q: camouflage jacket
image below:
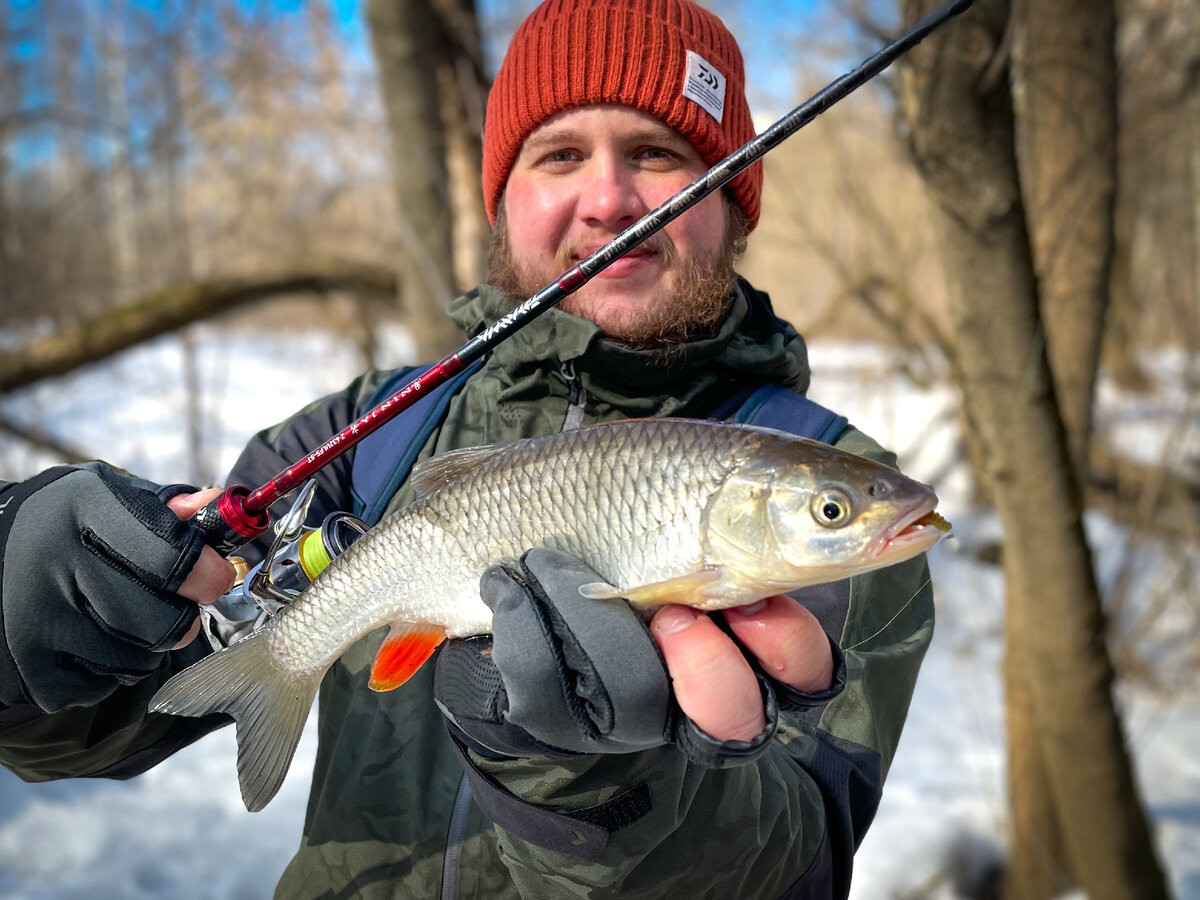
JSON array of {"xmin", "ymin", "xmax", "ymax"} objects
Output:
[{"xmin": 0, "ymin": 281, "xmax": 934, "ymax": 899}]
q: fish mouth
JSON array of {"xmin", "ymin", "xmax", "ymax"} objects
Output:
[{"xmin": 869, "ymin": 494, "xmax": 948, "ymax": 560}]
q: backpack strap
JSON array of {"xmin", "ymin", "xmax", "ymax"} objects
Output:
[
  {"xmin": 731, "ymin": 382, "xmax": 849, "ymax": 445},
  {"xmin": 350, "ymin": 360, "xmax": 485, "ymax": 525},
  {"xmin": 350, "ymin": 369, "xmax": 844, "ymax": 525}
]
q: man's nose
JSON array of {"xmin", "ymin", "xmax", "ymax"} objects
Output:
[{"xmin": 576, "ymin": 156, "xmax": 645, "ymax": 228}]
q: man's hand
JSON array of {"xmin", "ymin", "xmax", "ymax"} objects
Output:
[
  {"xmin": 650, "ymin": 596, "xmax": 835, "ymax": 742},
  {"xmin": 162, "ymin": 489, "xmax": 239, "ymax": 649},
  {"xmin": 436, "ymin": 548, "xmax": 843, "ymax": 767},
  {"xmin": 0, "ymin": 465, "xmax": 236, "ymax": 712},
  {"xmin": 434, "ymin": 548, "xmax": 673, "ymax": 759}
]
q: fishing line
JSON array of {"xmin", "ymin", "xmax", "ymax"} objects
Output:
[{"xmin": 841, "ymin": 574, "xmax": 933, "ymax": 652}]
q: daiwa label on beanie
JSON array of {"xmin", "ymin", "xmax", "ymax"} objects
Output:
[{"xmin": 683, "ymin": 50, "xmax": 726, "ymax": 123}]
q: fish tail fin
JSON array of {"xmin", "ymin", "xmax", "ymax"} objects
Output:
[{"xmin": 150, "ymin": 630, "xmax": 321, "ymax": 812}]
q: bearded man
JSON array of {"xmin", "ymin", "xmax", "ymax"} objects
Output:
[{"xmin": 0, "ymin": 2, "xmax": 934, "ymax": 897}]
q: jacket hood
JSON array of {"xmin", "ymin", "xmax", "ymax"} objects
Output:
[{"xmin": 446, "ymin": 279, "xmax": 811, "ymax": 418}]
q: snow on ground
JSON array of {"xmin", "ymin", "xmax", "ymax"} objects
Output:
[{"xmin": 0, "ymin": 332, "xmax": 1196, "ymax": 899}]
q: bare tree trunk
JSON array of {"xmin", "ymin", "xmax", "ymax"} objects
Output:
[
  {"xmin": 1006, "ymin": 2, "xmax": 1121, "ymax": 893},
  {"xmin": 0, "ymin": 158, "xmax": 10, "ymax": 315},
  {"xmin": 1012, "ymin": 0, "xmax": 1117, "ymax": 469},
  {"xmin": 1004, "ymin": 647, "xmax": 1074, "ymax": 898},
  {"xmin": 1192, "ymin": 89, "xmax": 1200, "ymax": 351},
  {"xmin": 102, "ymin": 0, "xmax": 140, "ymax": 303},
  {"xmin": 366, "ymin": 0, "xmax": 462, "ymax": 357},
  {"xmin": 48, "ymin": 0, "xmax": 87, "ymax": 318},
  {"xmin": 899, "ymin": 1, "xmax": 1170, "ymax": 897},
  {"xmin": 159, "ymin": 18, "xmax": 209, "ymax": 486},
  {"xmin": 434, "ymin": 0, "xmax": 489, "ymax": 293}
]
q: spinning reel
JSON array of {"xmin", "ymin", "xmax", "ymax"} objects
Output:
[{"xmin": 198, "ymin": 481, "xmax": 368, "ymax": 650}]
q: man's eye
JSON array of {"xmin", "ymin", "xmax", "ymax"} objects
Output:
[
  {"xmin": 635, "ymin": 146, "xmax": 687, "ymax": 169},
  {"xmin": 539, "ymin": 149, "xmax": 580, "ymax": 165}
]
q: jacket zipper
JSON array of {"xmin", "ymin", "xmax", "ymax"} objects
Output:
[
  {"xmin": 442, "ymin": 775, "xmax": 474, "ymax": 899},
  {"xmin": 560, "ymin": 360, "xmax": 587, "ymax": 431}
]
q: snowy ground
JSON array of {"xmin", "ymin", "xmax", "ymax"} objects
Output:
[{"xmin": 0, "ymin": 329, "xmax": 1196, "ymax": 899}]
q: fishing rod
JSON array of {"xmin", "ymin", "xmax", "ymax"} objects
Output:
[{"xmin": 194, "ymin": 0, "xmax": 974, "ymax": 555}]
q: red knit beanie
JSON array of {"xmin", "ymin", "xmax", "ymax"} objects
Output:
[{"xmin": 482, "ymin": 0, "xmax": 761, "ymax": 231}]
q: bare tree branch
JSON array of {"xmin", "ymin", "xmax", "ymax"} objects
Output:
[
  {"xmin": 0, "ymin": 267, "xmax": 397, "ymax": 393},
  {"xmin": 0, "ymin": 411, "xmax": 91, "ymax": 463}
]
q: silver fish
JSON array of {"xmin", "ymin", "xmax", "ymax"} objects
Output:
[{"xmin": 151, "ymin": 418, "xmax": 945, "ymax": 811}]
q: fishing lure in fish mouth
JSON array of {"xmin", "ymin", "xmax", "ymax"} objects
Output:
[
  {"xmin": 152, "ymin": 418, "xmax": 948, "ymax": 812},
  {"xmin": 917, "ymin": 510, "xmax": 953, "ymax": 533}
]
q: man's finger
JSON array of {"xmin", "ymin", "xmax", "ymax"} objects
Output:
[
  {"xmin": 723, "ymin": 595, "xmax": 834, "ymax": 694},
  {"xmin": 164, "ymin": 487, "xmax": 223, "ymax": 519},
  {"xmin": 166, "ymin": 490, "xmax": 237, "ymax": 608},
  {"xmin": 650, "ymin": 605, "xmax": 765, "ymax": 742}
]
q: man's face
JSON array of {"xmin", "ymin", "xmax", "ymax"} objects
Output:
[{"xmin": 490, "ymin": 105, "xmax": 745, "ymax": 348}]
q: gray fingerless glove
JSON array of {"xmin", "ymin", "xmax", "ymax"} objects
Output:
[
  {"xmin": 435, "ymin": 548, "xmax": 673, "ymax": 758},
  {"xmin": 0, "ymin": 464, "xmax": 207, "ymax": 712},
  {"xmin": 434, "ymin": 547, "xmax": 783, "ymax": 768}
]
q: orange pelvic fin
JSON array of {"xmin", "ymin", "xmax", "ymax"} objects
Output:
[{"xmin": 369, "ymin": 623, "xmax": 447, "ymax": 692}]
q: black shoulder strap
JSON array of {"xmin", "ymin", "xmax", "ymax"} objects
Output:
[{"xmin": 351, "ymin": 370, "xmax": 844, "ymax": 525}]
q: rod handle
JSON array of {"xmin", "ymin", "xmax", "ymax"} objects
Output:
[{"xmin": 192, "ymin": 485, "xmax": 271, "ymax": 555}]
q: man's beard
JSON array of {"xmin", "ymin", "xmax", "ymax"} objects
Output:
[{"xmin": 487, "ymin": 200, "xmax": 749, "ymax": 350}]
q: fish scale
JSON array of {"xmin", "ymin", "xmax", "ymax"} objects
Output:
[
  {"xmin": 151, "ymin": 417, "xmax": 944, "ymax": 812},
  {"xmin": 287, "ymin": 422, "xmax": 710, "ymax": 651}
]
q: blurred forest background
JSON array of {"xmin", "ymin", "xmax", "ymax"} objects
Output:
[{"xmin": 0, "ymin": 0, "xmax": 1198, "ymax": 898}]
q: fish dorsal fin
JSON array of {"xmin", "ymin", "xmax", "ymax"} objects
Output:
[
  {"xmin": 369, "ymin": 623, "xmax": 446, "ymax": 691},
  {"xmin": 579, "ymin": 569, "xmax": 724, "ymax": 609},
  {"xmin": 410, "ymin": 444, "xmax": 508, "ymax": 499}
]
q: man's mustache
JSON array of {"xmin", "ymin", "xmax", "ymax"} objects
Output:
[{"xmin": 555, "ymin": 231, "xmax": 677, "ymax": 270}]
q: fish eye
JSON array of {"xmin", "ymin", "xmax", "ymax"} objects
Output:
[{"xmin": 812, "ymin": 489, "xmax": 852, "ymax": 528}]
